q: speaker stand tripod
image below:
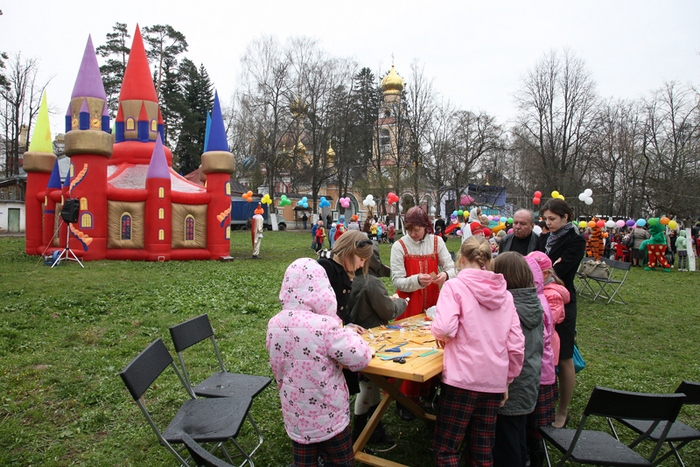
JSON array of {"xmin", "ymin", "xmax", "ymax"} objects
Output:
[{"xmin": 51, "ymin": 222, "xmax": 84, "ymax": 268}]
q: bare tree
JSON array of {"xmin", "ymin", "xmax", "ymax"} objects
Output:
[
  {"xmin": 513, "ymin": 49, "xmax": 599, "ymax": 199},
  {"xmin": 405, "ymin": 61, "xmax": 437, "ymax": 202},
  {"xmin": 0, "ymin": 53, "xmax": 46, "ymax": 177},
  {"xmin": 642, "ymin": 81, "xmax": 700, "ymax": 217}
]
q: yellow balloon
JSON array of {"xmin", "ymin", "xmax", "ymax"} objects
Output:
[
  {"xmin": 668, "ymin": 220, "xmax": 678, "ymax": 230},
  {"xmin": 579, "ymin": 221, "xmax": 587, "ymax": 228},
  {"xmin": 559, "ymin": 195, "xmax": 565, "ymax": 201},
  {"xmin": 551, "ymin": 191, "xmax": 560, "ymax": 198}
]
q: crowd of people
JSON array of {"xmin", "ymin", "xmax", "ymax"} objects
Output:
[{"xmin": 266, "ymin": 203, "xmax": 697, "ymax": 467}]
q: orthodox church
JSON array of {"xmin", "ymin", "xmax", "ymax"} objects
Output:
[{"xmin": 24, "ymin": 26, "xmax": 234, "ymax": 261}]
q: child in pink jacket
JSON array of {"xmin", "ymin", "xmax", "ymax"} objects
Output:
[
  {"xmin": 432, "ymin": 236, "xmax": 525, "ymax": 467},
  {"xmin": 524, "ymin": 254, "xmax": 557, "ymax": 467},
  {"xmin": 527, "ymin": 251, "xmax": 570, "ymax": 366},
  {"xmin": 267, "ymin": 258, "xmax": 372, "ymax": 466}
]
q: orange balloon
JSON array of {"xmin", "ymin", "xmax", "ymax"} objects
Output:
[
  {"xmin": 587, "ymin": 220, "xmax": 596, "ymax": 229},
  {"xmin": 660, "ymin": 216, "xmax": 670, "ymax": 225}
]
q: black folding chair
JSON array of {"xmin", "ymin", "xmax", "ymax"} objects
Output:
[
  {"xmin": 614, "ymin": 381, "xmax": 700, "ymax": 466},
  {"xmin": 119, "ymin": 338, "xmax": 255, "ymax": 467},
  {"xmin": 541, "ymin": 386, "xmax": 685, "ymax": 466},
  {"xmin": 181, "ymin": 433, "xmax": 237, "ymax": 467},
  {"xmin": 169, "ymin": 314, "xmax": 270, "ymax": 456}
]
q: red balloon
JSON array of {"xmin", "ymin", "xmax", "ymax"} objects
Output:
[
  {"xmin": 596, "ymin": 220, "xmax": 605, "ymax": 228},
  {"xmin": 534, "ymin": 191, "xmax": 542, "ymax": 198},
  {"xmin": 533, "ymin": 197, "xmax": 541, "ymax": 205}
]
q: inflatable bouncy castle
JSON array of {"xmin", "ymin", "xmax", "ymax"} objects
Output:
[{"xmin": 24, "ymin": 27, "xmax": 234, "ymax": 261}]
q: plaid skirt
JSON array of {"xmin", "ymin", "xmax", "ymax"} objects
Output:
[
  {"xmin": 291, "ymin": 424, "xmax": 354, "ymax": 467},
  {"xmin": 526, "ymin": 383, "xmax": 559, "ymax": 437}
]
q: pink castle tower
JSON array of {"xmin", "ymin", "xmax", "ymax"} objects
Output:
[
  {"xmin": 23, "ymin": 92, "xmax": 56, "ymax": 255},
  {"xmin": 201, "ymin": 92, "xmax": 234, "ymax": 259},
  {"xmin": 63, "ymin": 35, "xmax": 113, "ymax": 260},
  {"xmin": 144, "ymin": 135, "xmax": 172, "ymax": 260}
]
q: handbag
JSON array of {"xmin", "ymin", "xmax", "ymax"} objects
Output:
[
  {"xmin": 578, "ymin": 260, "xmax": 610, "ymax": 279},
  {"xmin": 573, "ymin": 343, "xmax": 586, "ymax": 373}
]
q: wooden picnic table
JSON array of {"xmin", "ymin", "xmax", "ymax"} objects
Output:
[{"xmin": 354, "ymin": 314, "xmax": 443, "ymax": 467}]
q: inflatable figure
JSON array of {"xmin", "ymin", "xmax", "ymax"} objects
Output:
[
  {"xmin": 640, "ymin": 218, "xmax": 671, "ymax": 271},
  {"xmin": 586, "ymin": 217, "xmax": 605, "ymax": 260}
]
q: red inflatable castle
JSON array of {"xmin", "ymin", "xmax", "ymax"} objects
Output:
[{"xmin": 24, "ymin": 26, "xmax": 234, "ymax": 261}]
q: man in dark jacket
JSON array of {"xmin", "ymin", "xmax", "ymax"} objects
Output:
[{"xmin": 500, "ymin": 209, "xmax": 539, "ymax": 256}]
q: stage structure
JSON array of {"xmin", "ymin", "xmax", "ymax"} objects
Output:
[{"xmin": 24, "ymin": 27, "xmax": 235, "ymax": 261}]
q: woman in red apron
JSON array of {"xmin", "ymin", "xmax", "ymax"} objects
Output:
[{"xmin": 390, "ymin": 207, "xmax": 455, "ymax": 419}]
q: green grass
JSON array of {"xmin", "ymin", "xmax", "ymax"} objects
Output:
[{"xmin": 0, "ymin": 232, "xmax": 699, "ymax": 466}]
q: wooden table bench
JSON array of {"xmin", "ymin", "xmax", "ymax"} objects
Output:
[{"xmin": 354, "ymin": 314, "xmax": 443, "ymax": 467}]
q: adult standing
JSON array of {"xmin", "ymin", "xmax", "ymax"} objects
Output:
[
  {"xmin": 251, "ymin": 204, "xmax": 264, "ymax": 259},
  {"xmin": 500, "ymin": 209, "xmax": 539, "ymax": 256},
  {"xmin": 391, "ymin": 206, "xmax": 456, "ymax": 318},
  {"xmin": 537, "ymin": 199, "xmax": 585, "ymax": 428},
  {"xmin": 631, "ymin": 223, "xmax": 650, "ymax": 267},
  {"xmin": 301, "ymin": 212, "xmax": 308, "ymax": 230},
  {"xmin": 390, "ymin": 206, "xmax": 456, "ymax": 420}
]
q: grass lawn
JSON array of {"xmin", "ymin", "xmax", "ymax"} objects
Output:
[{"xmin": 1, "ymin": 230, "xmax": 699, "ymax": 466}]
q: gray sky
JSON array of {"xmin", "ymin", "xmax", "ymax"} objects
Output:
[{"xmin": 2, "ymin": 0, "xmax": 699, "ymax": 137}]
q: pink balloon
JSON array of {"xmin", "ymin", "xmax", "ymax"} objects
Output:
[
  {"xmin": 507, "ymin": 228, "xmax": 513, "ymax": 234},
  {"xmin": 616, "ymin": 220, "xmax": 625, "ymax": 228}
]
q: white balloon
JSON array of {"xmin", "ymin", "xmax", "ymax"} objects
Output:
[
  {"xmin": 430, "ymin": 206, "xmax": 436, "ymax": 214},
  {"xmin": 370, "ymin": 200, "xmax": 376, "ymax": 207},
  {"xmin": 584, "ymin": 188, "xmax": 593, "ymax": 196},
  {"xmin": 605, "ymin": 220, "xmax": 615, "ymax": 228},
  {"xmin": 578, "ymin": 193, "xmax": 587, "ymax": 201},
  {"xmin": 584, "ymin": 197, "xmax": 593, "ymax": 205},
  {"xmin": 533, "ymin": 225, "xmax": 542, "ymax": 235}
]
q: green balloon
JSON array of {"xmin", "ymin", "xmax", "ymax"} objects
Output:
[
  {"xmin": 647, "ymin": 218, "xmax": 659, "ymax": 226},
  {"xmin": 457, "ymin": 210, "xmax": 464, "ymax": 216},
  {"xmin": 507, "ymin": 217, "xmax": 514, "ymax": 224}
]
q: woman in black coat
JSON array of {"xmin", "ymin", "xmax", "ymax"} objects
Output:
[{"xmin": 537, "ymin": 199, "xmax": 586, "ymax": 428}]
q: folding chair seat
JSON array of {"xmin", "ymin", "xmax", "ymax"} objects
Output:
[
  {"xmin": 614, "ymin": 381, "xmax": 700, "ymax": 466},
  {"xmin": 541, "ymin": 386, "xmax": 685, "ymax": 467},
  {"xmin": 169, "ymin": 314, "xmax": 270, "ymax": 456},
  {"xmin": 575, "ymin": 257, "xmax": 597, "ymax": 295},
  {"xmin": 181, "ymin": 433, "xmax": 237, "ymax": 467},
  {"xmin": 591, "ymin": 257, "xmax": 631, "ymax": 304},
  {"xmin": 119, "ymin": 339, "xmax": 255, "ymax": 467}
]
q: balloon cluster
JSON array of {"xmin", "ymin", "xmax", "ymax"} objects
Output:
[
  {"xmin": 387, "ymin": 192, "xmax": 400, "ymax": 204},
  {"xmin": 279, "ymin": 195, "xmax": 292, "ymax": 206},
  {"xmin": 319, "ymin": 196, "xmax": 330, "ymax": 208},
  {"xmin": 575, "ymin": 216, "xmax": 679, "ymax": 231},
  {"xmin": 578, "ymin": 188, "xmax": 593, "ymax": 206},
  {"xmin": 243, "ymin": 190, "xmax": 254, "ymax": 202},
  {"xmin": 339, "ymin": 197, "xmax": 351, "ymax": 209},
  {"xmin": 551, "ymin": 190, "xmax": 566, "ymax": 201},
  {"xmin": 532, "ymin": 191, "xmax": 542, "ymax": 205},
  {"xmin": 362, "ymin": 194, "xmax": 376, "ymax": 208},
  {"xmin": 297, "ymin": 196, "xmax": 309, "ymax": 209},
  {"xmin": 261, "ymin": 194, "xmax": 272, "ymax": 205}
]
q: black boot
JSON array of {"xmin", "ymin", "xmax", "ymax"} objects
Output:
[
  {"xmin": 351, "ymin": 412, "xmax": 368, "ymax": 441},
  {"xmin": 366, "ymin": 404, "xmax": 396, "ymax": 446}
]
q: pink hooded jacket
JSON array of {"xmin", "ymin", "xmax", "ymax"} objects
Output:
[
  {"xmin": 525, "ymin": 256, "xmax": 556, "ymax": 385},
  {"xmin": 266, "ymin": 258, "xmax": 372, "ymax": 444},
  {"xmin": 543, "ymin": 282, "xmax": 570, "ymax": 366},
  {"xmin": 432, "ymin": 268, "xmax": 524, "ymax": 393}
]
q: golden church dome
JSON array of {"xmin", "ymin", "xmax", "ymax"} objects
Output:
[
  {"xmin": 290, "ymin": 95, "xmax": 308, "ymax": 117},
  {"xmin": 381, "ymin": 64, "xmax": 404, "ymax": 96},
  {"xmin": 295, "ymin": 139, "xmax": 306, "ymax": 154},
  {"xmin": 326, "ymin": 143, "xmax": 336, "ymax": 158}
]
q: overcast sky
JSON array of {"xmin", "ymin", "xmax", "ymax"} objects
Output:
[{"xmin": 2, "ymin": 0, "xmax": 698, "ymax": 138}]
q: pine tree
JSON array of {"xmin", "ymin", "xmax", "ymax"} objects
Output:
[
  {"xmin": 96, "ymin": 23, "xmax": 130, "ymax": 117},
  {"xmin": 173, "ymin": 59, "xmax": 214, "ymax": 175}
]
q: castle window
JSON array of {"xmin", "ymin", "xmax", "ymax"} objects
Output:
[
  {"xmin": 185, "ymin": 215, "xmax": 195, "ymax": 241},
  {"xmin": 80, "ymin": 197, "xmax": 88, "ymax": 211},
  {"xmin": 126, "ymin": 117, "xmax": 135, "ymax": 131},
  {"xmin": 121, "ymin": 213, "xmax": 132, "ymax": 240},
  {"xmin": 384, "ymin": 110, "xmax": 391, "ymax": 118},
  {"xmin": 70, "ymin": 163, "xmax": 75, "ymax": 178},
  {"xmin": 379, "ymin": 129, "xmax": 391, "ymax": 151},
  {"xmin": 225, "ymin": 225, "xmax": 231, "ymax": 240},
  {"xmin": 158, "ymin": 187, "xmax": 165, "ymax": 199},
  {"xmin": 81, "ymin": 212, "xmax": 93, "ymax": 229},
  {"xmin": 158, "ymin": 207, "xmax": 165, "ymax": 219},
  {"xmin": 225, "ymin": 181, "xmax": 231, "ymax": 196},
  {"xmin": 158, "ymin": 229, "xmax": 165, "ymax": 241},
  {"xmin": 150, "ymin": 119, "xmax": 157, "ymax": 132}
]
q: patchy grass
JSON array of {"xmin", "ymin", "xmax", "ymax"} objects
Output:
[{"xmin": 0, "ymin": 232, "xmax": 699, "ymax": 466}]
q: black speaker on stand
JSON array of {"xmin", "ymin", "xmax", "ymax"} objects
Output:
[{"xmin": 52, "ymin": 198, "xmax": 84, "ymax": 268}]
